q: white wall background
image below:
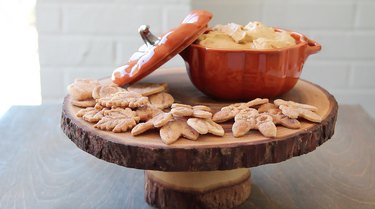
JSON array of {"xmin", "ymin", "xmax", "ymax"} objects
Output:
[
  {"xmin": 0, "ymin": 0, "xmax": 41, "ymax": 117},
  {"xmin": 36, "ymin": 0, "xmax": 375, "ymax": 116}
]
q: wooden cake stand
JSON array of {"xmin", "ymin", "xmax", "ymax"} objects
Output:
[{"xmin": 61, "ymin": 68, "xmax": 338, "ymax": 209}]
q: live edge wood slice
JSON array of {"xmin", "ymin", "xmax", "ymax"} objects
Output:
[{"xmin": 61, "ymin": 68, "xmax": 338, "ymax": 209}]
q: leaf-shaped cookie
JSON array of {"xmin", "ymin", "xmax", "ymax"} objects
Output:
[
  {"xmin": 160, "ymin": 119, "xmax": 199, "ymax": 145},
  {"xmin": 279, "ymin": 105, "xmax": 322, "ymax": 123},
  {"xmin": 171, "ymin": 103, "xmax": 212, "ymax": 119},
  {"xmin": 187, "ymin": 118, "xmax": 224, "ymax": 136},
  {"xmin": 131, "ymin": 112, "xmax": 173, "ymax": 136},
  {"xmin": 98, "ymin": 91, "xmax": 149, "ymax": 108},
  {"xmin": 232, "ymin": 108, "xmax": 277, "ymax": 138},
  {"xmin": 258, "ymin": 103, "xmax": 301, "ymax": 129},
  {"xmin": 76, "ymin": 107, "xmax": 105, "ymax": 123},
  {"xmin": 94, "ymin": 108, "xmax": 140, "ymax": 133},
  {"xmin": 213, "ymin": 98, "xmax": 269, "ymax": 123}
]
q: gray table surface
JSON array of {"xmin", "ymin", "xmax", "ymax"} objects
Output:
[{"xmin": 0, "ymin": 104, "xmax": 374, "ymax": 209}]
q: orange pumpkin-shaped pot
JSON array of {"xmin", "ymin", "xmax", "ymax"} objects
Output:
[
  {"xmin": 112, "ymin": 11, "xmax": 321, "ymax": 100},
  {"xmin": 180, "ymin": 31, "xmax": 321, "ymax": 100}
]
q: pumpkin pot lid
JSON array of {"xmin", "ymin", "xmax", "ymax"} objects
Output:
[{"xmin": 112, "ymin": 10, "xmax": 212, "ymax": 86}]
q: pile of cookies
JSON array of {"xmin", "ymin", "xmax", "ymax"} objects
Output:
[
  {"xmin": 68, "ymin": 79, "xmax": 222, "ymax": 145},
  {"xmin": 212, "ymin": 98, "xmax": 322, "ymax": 138},
  {"xmin": 68, "ymin": 79, "xmax": 322, "ymax": 145}
]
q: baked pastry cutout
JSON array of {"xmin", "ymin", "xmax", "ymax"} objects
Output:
[
  {"xmin": 127, "ymin": 83, "xmax": 168, "ymax": 96},
  {"xmin": 135, "ymin": 105, "xmax": 163, "ymax": 121},
  {"xmin": 160, "ymin": 119, "xmax": 200, "ymax": 145},
  {"xmin": 69, "ymin": 79, "xmax": 323, "ymax": 145},
  {"xmin": 68, "ymin": 79, "xmax": 100, "ymax": 101},
  {"xmin": 149, "ymin": 92, "xmax": 174, "ymax": 109},
  {"xmin": 274, "ymin": 99, "xmax": 322, "ymax": 122},
  {"xmin": 71, "ymin": 99, "xmax": 96, "ymax": 108},
  {"xmin": 94, "ymin": 108, "xmax": 140, "ymax": 133},
  {"xmin": 92, "ymin": 84, "xmax": 125, "ymax": 100},
  {"xmin": 131, "ymin": 112, "xmax": 173, "ymax": 136},
  {"xmin": 76, "ymin": 107, "xmax": 105, "ymax": 123},
  {"xmin": 98, "ymin": 91, "xmax": 149, "ymax": 109},
  {"xmin": 213, "ymin": 98, "xmax": 269, "ymax": 123},
  {"xmin": 258, "ymin": 103, "xmax": 301, "ymax": 129},
  {"xmin": 171, "ymin": 104, "xmax": 212, "ymax": 119},
  {"xmin": 187, "ymin": 118, "xmax": 224, "ymax": 136},
  {"xmin": 232, "ymin": 108, "xmax": 277, "ymax": 138},
  {"xmin": 68, "ymin": 79, "xmax": 100, "ymax": 107}
]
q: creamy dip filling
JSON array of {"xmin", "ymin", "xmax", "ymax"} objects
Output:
[{"xmin": 197, "ymin": 22, "xmax": 296, "ymax": 50}]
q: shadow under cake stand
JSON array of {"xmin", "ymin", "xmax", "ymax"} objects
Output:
[{"xmin": 61, "ymin": 68, "xmax": 338, "ymax": 209}]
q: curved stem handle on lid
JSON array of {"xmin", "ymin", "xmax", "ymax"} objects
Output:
[{"xmin": 138, "ymin": 25, "xmax": 160, "ymax": 47}]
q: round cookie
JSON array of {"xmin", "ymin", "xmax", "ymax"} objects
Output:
[{"xmin": 127, "ymin": 83, "xmax": 167, "ymax": 96}]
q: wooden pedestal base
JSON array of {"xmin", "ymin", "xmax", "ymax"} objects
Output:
[{"xmin": 145, "ymin": 169, "xmax": 251, "ymax": 209}]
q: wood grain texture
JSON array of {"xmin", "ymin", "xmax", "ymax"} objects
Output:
[
  {"xmin": 61, "ymin": 69, "xmax": 338, "ymax": 171},
  {"xmin": 145, "ymin": 171, "xmax": 251, "ymax": 209},
  {"xmin": 0, "ymin": 105, "xmax": 374, "ymax": 208}
]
